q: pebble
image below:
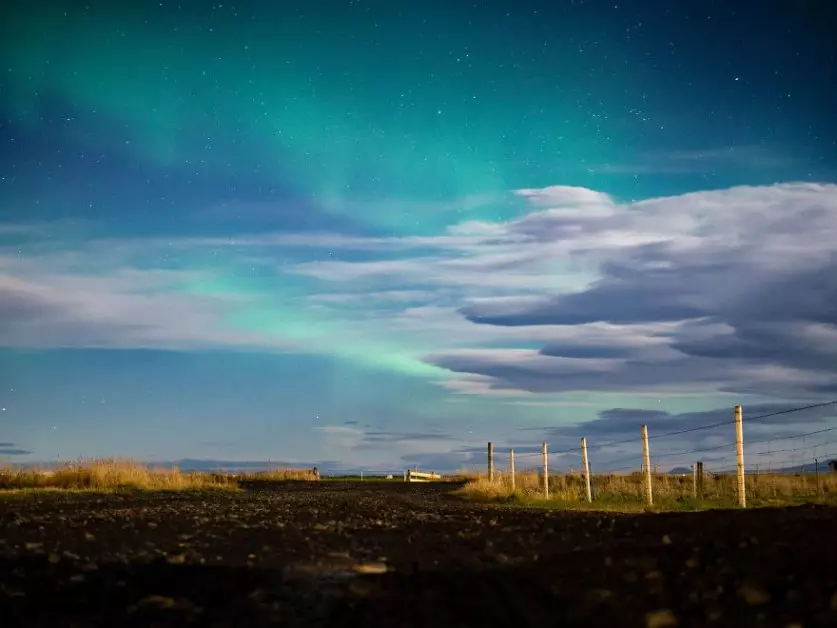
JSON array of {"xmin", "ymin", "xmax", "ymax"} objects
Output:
[
  {"xmin": 738, "ymin": 583, "xmax": 771, "ymax": 605},
  {"xmin": 353, "ymin": 562, "xmax": 388, "ymax": 575},
  {"xmin": 136, "ymin": 595, "xmax": 176, "ymax": 609},
  {"xmin": 645, "ymin": 608, "xmax": 678, "ymax": 628}
]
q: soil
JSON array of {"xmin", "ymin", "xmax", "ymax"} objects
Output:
[{"xmin": 1, "ymin": 481, "xmax": 836, "ymax": 627}]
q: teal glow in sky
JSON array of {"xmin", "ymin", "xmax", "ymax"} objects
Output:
[{"xmin": 2, "ymin": 0, "xmax": 836, "ymax": 472}]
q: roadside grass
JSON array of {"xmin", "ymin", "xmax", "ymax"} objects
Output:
[
  {"xmin": 0, "ymin": 460, "xmax": 315, "ymax": 493},
  {"xmin": 237, "ymin": 468, "xmax": 319, "ymax": 482},
  {"xmin": 0, "ymin": 459, "xmax": 239, "ymax": 492},
  {"xmin": 321, "ymin": 475, "xmax": 399, "ymax": 482},
  {"xmin": 459, "ymin": 470, "xmax": 837, "ymax": 512}
]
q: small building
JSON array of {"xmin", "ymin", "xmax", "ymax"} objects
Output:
[{"xmin": 828, "ymin": 460, "xmax": 837, "ymax": 473}]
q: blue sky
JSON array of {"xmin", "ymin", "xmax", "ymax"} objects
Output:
[{"xmin": 1, "ymin": 0, "xmax": 836, "ymax": 473}]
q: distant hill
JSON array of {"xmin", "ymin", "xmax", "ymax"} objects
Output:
[{"xmin": 668, "ymin": 462, "xmax": 837, "ymax": 476}]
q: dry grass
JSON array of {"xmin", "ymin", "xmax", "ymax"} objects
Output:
[
  {"xmin": 0, "ymin": 459, "xmax": 272, "ymax": 492},
  {"xmin": 0, "ymin": 459, "xmax": 239, "ymax": 491},
  {"xmin": 460, "ymin": 469, "xmax": 837, "ymax": 510},
  {"xmin": 237, "ymin": 468, "xmax": 320, "ymax": 482}
]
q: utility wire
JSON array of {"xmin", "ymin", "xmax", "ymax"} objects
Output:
[{"xmin": 491, "ymin": 399, "xmax": 837, "ymax": 465}]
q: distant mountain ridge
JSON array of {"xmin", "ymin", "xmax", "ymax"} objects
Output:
[{"xmin": 669, "ymin": 461, "xmax": 835, "ymax": 476}]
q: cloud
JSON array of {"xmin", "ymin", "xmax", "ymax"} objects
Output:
[
  {"xmin": 588, "ymin": 145, "xmax": 794, "ymax": 175},
  {"xmin": 504, "ymin": 403, "xmax": 837, "ymax": 471},
  {"xmin": 399, "ymin": 451, "xmax": 477, "ymax": 472},
  {"xmin": 0, "ymin": 442, "xmax": 32, "ymax": 456},
  {"xmin": 2, "ymin": 182, "xmax": 836, "ymax": 403},
  {"xmin": 354, "ymin": 430, "xmax": 456, "ymax": 451},
  {"xmin": 428, "ymin": 183, "xmax": 837, "ymax": 399},
  {"xmin": 0, "ymin": 254, "xmax": 298, "ymax": 351}
]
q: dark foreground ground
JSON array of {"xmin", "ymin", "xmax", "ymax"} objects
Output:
[{"xmin": 1, "ymin": 482, "xmax": 836, "ymax": 627}]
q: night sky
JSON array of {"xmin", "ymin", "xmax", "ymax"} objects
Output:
[{"xmin": 2, "ymin": 0, "xmax": 836, "ymax": 473}]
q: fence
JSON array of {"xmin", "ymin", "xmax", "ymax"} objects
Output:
[
  {"xmin": 477, "ymin": 401, "xmax": 837, "ymax": 508},
  {"xmin": 406, "ymin": 470, "xmax": 442, "ymax": 483}
]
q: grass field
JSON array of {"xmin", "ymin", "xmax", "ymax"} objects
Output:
[
  {"xmin": 0, "ymin": 459, "xmax": 315, "ymax": 492},
  {"xmin": 6, "ymin": 459, "xmax": 836, "ymax": 512},
  {"xmin": 459, "ymin": 469, "xmax": 837, "ymax": 511}
]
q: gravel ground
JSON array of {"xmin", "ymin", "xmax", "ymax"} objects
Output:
[{"xmin": 1, "ymin": 481, "xmax": 836, "ymax": 627}]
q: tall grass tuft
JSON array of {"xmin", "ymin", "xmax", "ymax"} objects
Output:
[
  {"xmin": 459, "ymin": 468, "xmax": 837, "ymax": 510},
  {"xmin": 0, "ymin": 458, "xmax": 238, "ymax": 491}
]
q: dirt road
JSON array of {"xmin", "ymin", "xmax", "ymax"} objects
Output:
[{"xmin": 1, "ymin": 481, "xmax": 836, "ymax": 627}]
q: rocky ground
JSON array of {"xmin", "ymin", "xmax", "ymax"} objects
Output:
[{"xmin": 1, "ymin": 481, "xmax": 836, "ymax": 627}]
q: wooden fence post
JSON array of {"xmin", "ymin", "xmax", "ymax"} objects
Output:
[
  {"xmin": 691, "ymin": 463, "xmax": 697, "ymax": 499},
  {"xmin": 734, "ymin": 405, "xmax": 746, "ymax": 508},
  {"xmin": 542, "ymin": 442, "xmax": 549, "ymax": 499},
  {"xmin": 488, "ymin": 441, "xmax": 494, "ymax": 483},
  {"xmin": 815, "ymin": 458, "xmax": 820, "ymax": 495},
  {"xmin": 509, "ymin": 449, "xmax": 515, "ymax": 492},
  {"xmin": 580, "ymin": 437, "xmax": 592, "ymax": 502},
  {"xmin": 696, "ymin": 461, "xmax": 704, "ymax": 497},
  {"xmin": 641, "ymin": 424, "xmax": 653, "ymax": 506}
]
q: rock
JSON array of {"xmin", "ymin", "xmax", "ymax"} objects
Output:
[
  {"xmin": 738, "ymin": 583, "xmax": 770, "ymax": 605},
  {"xmin": 348, "ymin": 580, "xmax": 376, "ymax": 596},
  {"xmin": 645, "ymin": 608, "xmax": 678, "ymax": 627},
  {"xmin": 136, "ymin": 595, "xmax": 176, "ymax": 610},
  {"xmin": 353, "ymin": 562, "xmax": 388, "ymax": 575},
  {"xmin": 166, "ymin": 553, "xmax": 186, "ymax": 565}
]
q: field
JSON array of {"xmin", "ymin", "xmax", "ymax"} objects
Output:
[
  {"xmin": 460, "ymin": 469, "xmax": 837, "ymax": 510},
  {"xmin": 0, "ymin": 459, "xmax": 316, "ymax": 491},
  {"xmin": 2, "ymin": 479, "xmax": 837, "ymax": 626}
]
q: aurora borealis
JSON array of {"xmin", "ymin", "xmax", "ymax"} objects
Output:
[{"xmin": 2, "ymin": 0, "xmax": 836, "ymax": 472}]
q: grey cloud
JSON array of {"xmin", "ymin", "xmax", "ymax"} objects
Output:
[
  {"xmin": 673, "ymin": 320, "xmax": 837, "ymax": 373},
  {"xmin": 0, "ymin": 447, "xmax": 32, "ymax": 456},
  {"xmin": 510, "ymin": 404, "xmax": 836, "ymax": 471},
  {"xmin": 538, "ymin": 345, "xmax": 637, "ymax": 359},
  {"xmin": 0, "ymin": 440, "xmax": 32, "ymax": 457},
  {"xmin": 400, "ymin": 451, "xmax": 478, "ymax": 473},
  {"xmin": 437, "ymin": 184, "xmax": 837, "ymax": 398},
  {"xmin": 0, "ymin": 286, "xmax": 57, "ymax": 323},
  {"xmin": 0, "ymin": 262, "xmax": 297, "ymax": 351},
  {"xmin": 588, "ymin": 145, "xmax": 794, "ymax": 176},
  {"xmin": 354, "ymin": 430, "xmax": 455, "ymax": 451}
]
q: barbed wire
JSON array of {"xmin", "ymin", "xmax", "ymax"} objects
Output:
[{"xmin": 481, "ymin": 400, "xmax": 837, "ymax": 472}]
